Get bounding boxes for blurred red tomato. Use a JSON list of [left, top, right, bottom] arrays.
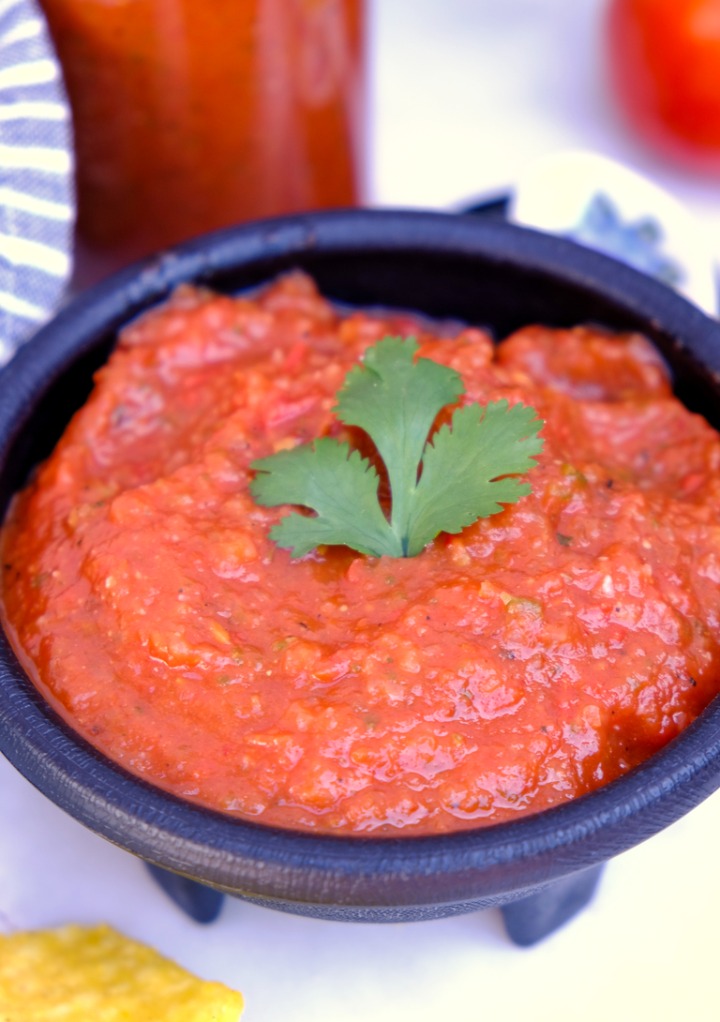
[[606, 0, 720, 165]]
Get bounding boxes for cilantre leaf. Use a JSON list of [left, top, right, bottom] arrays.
[[407, 400, 543, 554], [251, 439, 398, 558], [250, 337, 544, 558]]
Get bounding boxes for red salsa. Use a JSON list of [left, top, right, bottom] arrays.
[[3, 273, 720, 834]]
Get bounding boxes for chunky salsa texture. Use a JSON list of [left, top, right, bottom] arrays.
[[3, 273, 720, 835]]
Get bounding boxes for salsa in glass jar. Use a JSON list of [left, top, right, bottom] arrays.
[[40, 0, 366, 288]]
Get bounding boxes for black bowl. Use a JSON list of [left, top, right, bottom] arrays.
[[2, 209, 720, 936]]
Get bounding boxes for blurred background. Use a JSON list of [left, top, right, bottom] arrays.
[[3, 1, 720, 1019], [372, 0, 720, 225]]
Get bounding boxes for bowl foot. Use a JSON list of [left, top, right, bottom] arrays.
[[500, 864, 605, 946], [145, 863, 225, 923]]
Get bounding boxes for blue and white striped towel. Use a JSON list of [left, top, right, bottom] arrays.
[[0, 0, 73, 365]]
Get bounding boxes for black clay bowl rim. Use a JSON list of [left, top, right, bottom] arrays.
[[2, 207, 720, 911]]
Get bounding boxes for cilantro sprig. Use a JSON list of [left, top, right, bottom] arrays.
[[250, 337, 544, 558]]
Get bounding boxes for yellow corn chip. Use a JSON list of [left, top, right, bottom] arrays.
[[0, 923, 243, 1022]]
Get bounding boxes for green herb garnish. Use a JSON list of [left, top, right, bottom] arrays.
[[250, 337, 544, 558]]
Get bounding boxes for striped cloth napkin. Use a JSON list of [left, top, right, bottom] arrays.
[[0, 0, 73, 365]]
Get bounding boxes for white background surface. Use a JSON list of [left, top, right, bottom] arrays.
[[4, 1, 720, 1018]]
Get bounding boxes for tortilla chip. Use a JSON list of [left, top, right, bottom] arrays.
[[0, 923, 243, 1021]]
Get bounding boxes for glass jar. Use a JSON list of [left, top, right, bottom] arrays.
[[40, 0, 366, 289]]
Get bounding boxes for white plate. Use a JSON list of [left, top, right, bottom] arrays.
[[509, 150, 718, 316]]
